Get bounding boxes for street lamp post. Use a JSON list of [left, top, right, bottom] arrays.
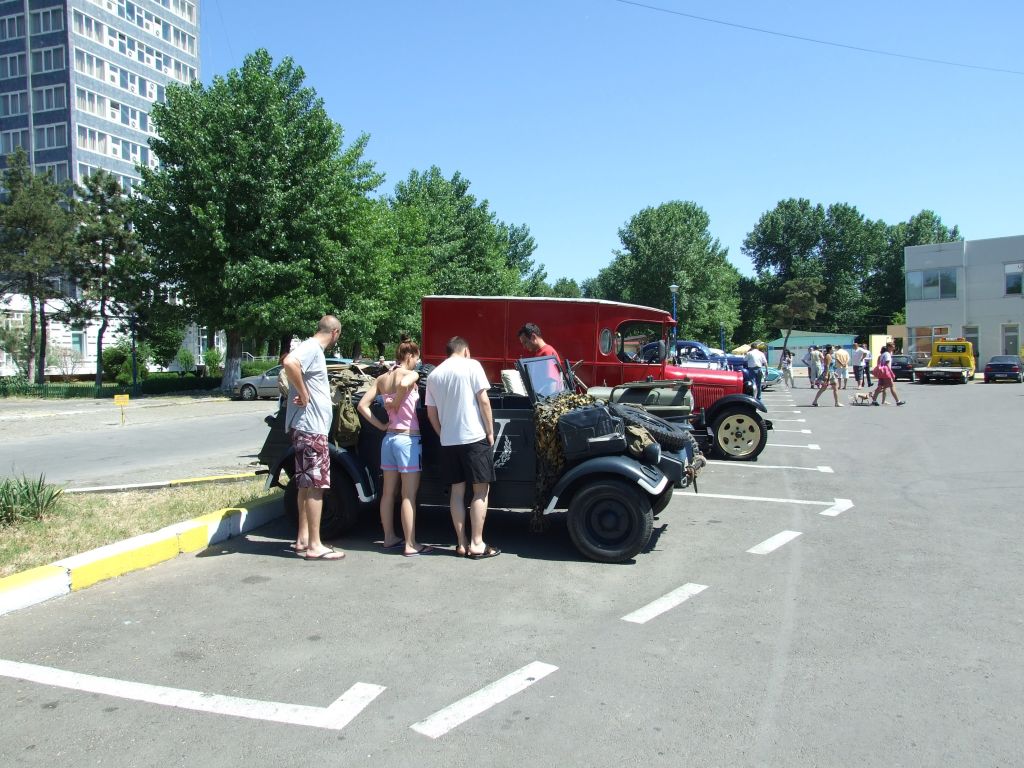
[[669, 284, 679, 342]]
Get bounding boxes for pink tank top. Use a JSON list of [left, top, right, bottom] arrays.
[[385, 387, 420, 432]]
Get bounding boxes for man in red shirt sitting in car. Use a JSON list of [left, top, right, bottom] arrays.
[[517, 323, 560, 362]]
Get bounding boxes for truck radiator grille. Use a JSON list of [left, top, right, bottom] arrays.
[[692, 385, 726, 412]]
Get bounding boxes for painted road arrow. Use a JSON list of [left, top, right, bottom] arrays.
[[673, 491, 854, 516]]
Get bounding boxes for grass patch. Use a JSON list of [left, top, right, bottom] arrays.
[[0, 478, 280, 578]]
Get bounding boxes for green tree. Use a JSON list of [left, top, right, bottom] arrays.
[[134, 49, 382, 389], [0, 150, 76, 382], [588, 201, 740, 342], [770, 278, 827, 352], [550, 277, 582, 298], [58, 170, 144, 385]]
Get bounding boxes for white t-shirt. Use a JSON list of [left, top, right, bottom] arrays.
[[851, 346, 867, 366], [425, 356, 490, 446], [745, 348, 767, 368], [285, 337, 332, 436]]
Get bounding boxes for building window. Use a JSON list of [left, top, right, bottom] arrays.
[[34, 123, 67, 150], [71, 331, 86, 357], [1, 129, 29, 155], [1006, 263, 1024, 296], [38, 162, 68, 183], [906, 268, 957, 301], [0, 15, 26, 41], [0, 53, 26, 80], [33, 85, 66, 112], [77, 125, 108, 154], [0, 91, 29, 117], [30, 8, 65, 35], [77, 162, 99, 181], [32, 46, 65, 74]]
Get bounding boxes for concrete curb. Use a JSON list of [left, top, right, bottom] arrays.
[[0, 500, 285, 617], [64, 470, 265, 495]]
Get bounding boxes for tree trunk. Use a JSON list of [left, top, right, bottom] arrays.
[[351, 340, 362, 360], [278, 333, 292, 357], [37, 300, 48, 383], [375, 340, 386, 359], [222, 329, 243, 391], [94, 299, 109, 387], [26, 291, 37, 384]]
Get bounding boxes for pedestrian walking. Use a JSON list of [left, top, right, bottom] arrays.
[[283, 315, 345, 561], [779, 348, 794, 388], [811, 344, 843, 407], [425, 337, 500, 559], [863, 344, 873, 388], [851, 342, 868, 388], [833, 345, 851, 390], [745, 344, 768, 400], [870, 342, 905, 406]]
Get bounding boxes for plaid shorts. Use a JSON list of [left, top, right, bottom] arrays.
[[291, 430, 330, 489]]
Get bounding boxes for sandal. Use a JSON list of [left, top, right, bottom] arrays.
[[304, 547, 345, 561], [467, 546, 501, 560]]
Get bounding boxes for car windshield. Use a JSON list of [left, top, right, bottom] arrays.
[[990, 356, 1019, 363], [893, 356, 911, 363], [519, 355, 567, 400]]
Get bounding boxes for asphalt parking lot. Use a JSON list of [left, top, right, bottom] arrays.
[[1, 379, 1022, 767]]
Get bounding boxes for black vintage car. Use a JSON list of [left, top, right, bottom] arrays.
[[983, 355, 1023, 383], [263, 356, 703, 563]]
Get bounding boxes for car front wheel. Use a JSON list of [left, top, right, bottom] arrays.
[[711, 408, 767, 461], [239, 384, 258, 401], [567, 479, 654, 563]]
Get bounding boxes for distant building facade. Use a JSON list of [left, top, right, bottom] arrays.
[[905, 235, 1024, 363], [0, 0, 201, 377]]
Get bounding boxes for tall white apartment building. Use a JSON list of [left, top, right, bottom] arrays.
[[0, 0, 200, 376]]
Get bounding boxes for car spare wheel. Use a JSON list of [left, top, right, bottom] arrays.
[[283, 468, 361, 539], [607, 403, 689, 451], [711, 407, 767, 461], [567, 479, 654, 563]]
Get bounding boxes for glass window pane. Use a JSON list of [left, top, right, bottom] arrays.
[[939, 269, 957, 299], [1006, 263, 1023, 295], [906, 271, 923, 301]]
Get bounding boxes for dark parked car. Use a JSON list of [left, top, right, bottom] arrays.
[[890, 354, 916, 382], [983, 355, 1023, 383], [264, 356, 704, 563]]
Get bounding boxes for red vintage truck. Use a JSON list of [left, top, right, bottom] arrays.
[[421, 296, 771, 459]]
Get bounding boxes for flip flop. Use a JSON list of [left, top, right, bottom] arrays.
[[467, 546, 501, 560], [403, 545, 435, 557], [381, 540, 405, 550], [305, 548, 345, 561]]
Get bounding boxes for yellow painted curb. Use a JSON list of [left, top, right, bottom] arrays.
[[55, 531, 182, 591]]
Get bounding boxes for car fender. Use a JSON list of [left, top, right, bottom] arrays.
[[269, 445, 377, 503], [703, 394, 769, 424], [543, 455, 668, 514]]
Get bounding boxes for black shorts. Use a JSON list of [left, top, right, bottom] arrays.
[[440, 440, 496, 486]]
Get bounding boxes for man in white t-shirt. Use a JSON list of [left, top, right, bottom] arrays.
[[851, 342, 868, 388], [283, 315, 344, 561], [745, 345, 768, 400], [426, 337, 500, 559]]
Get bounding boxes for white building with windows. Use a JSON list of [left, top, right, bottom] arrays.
[[905, 235, 1024, 363], [0, 0, 200, 378]]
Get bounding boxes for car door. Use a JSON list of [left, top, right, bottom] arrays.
[[258, 365, 282, 398]]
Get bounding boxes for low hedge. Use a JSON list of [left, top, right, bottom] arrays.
[[0, 374, 224, 398]]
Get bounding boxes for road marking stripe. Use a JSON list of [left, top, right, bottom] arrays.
[[674, 492, 852, 515], [747, 530, 802, 555], [621, 583, 707, 624], [706, 462, 833, 473], [770, 418, 806, 422], [771, 428, 812, 434], [0, 659, 384, 730], [767, 443, 820, 450], [410, 662, 557, 739]]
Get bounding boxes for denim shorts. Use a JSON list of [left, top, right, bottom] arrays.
[[381, 433, 421, 473]]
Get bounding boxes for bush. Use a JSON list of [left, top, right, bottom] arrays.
[[0, 475, 63, 526], [175, 348, 196, 377], [204, 347, 223, 376], [138, 374, 222, 395], [241, 360, 272, 378], [101, 339, 153, 387]]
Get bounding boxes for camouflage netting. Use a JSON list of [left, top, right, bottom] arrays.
[[530, 391, 597, 528], [329, 366, 377, 447]]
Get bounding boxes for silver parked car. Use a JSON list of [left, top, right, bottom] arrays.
[[233, 358, 352, 400]]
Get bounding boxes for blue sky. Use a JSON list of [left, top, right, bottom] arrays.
[[199, 0, 1023, 289]]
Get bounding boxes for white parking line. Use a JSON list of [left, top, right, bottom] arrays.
[[410, 662, 558, 739], [772, 428, 812, 434], [674, 491, 852, 516], [621, 583, 708, 624], [747, 530, 802, 555], [767, 443, 820, 450], [0, 659, 385, 731], [706, 462, 834, 473], [770, 418, 806, 423]]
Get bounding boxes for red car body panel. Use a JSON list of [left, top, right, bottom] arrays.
[[421, 295, 744, 409]]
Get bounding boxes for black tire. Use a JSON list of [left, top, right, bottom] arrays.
[[607, 403, 689, 451], [282, 467, 361, 539], [240, 384, 258, 401], [712, 407, 768, 461], [567, 479, 654, 563]]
